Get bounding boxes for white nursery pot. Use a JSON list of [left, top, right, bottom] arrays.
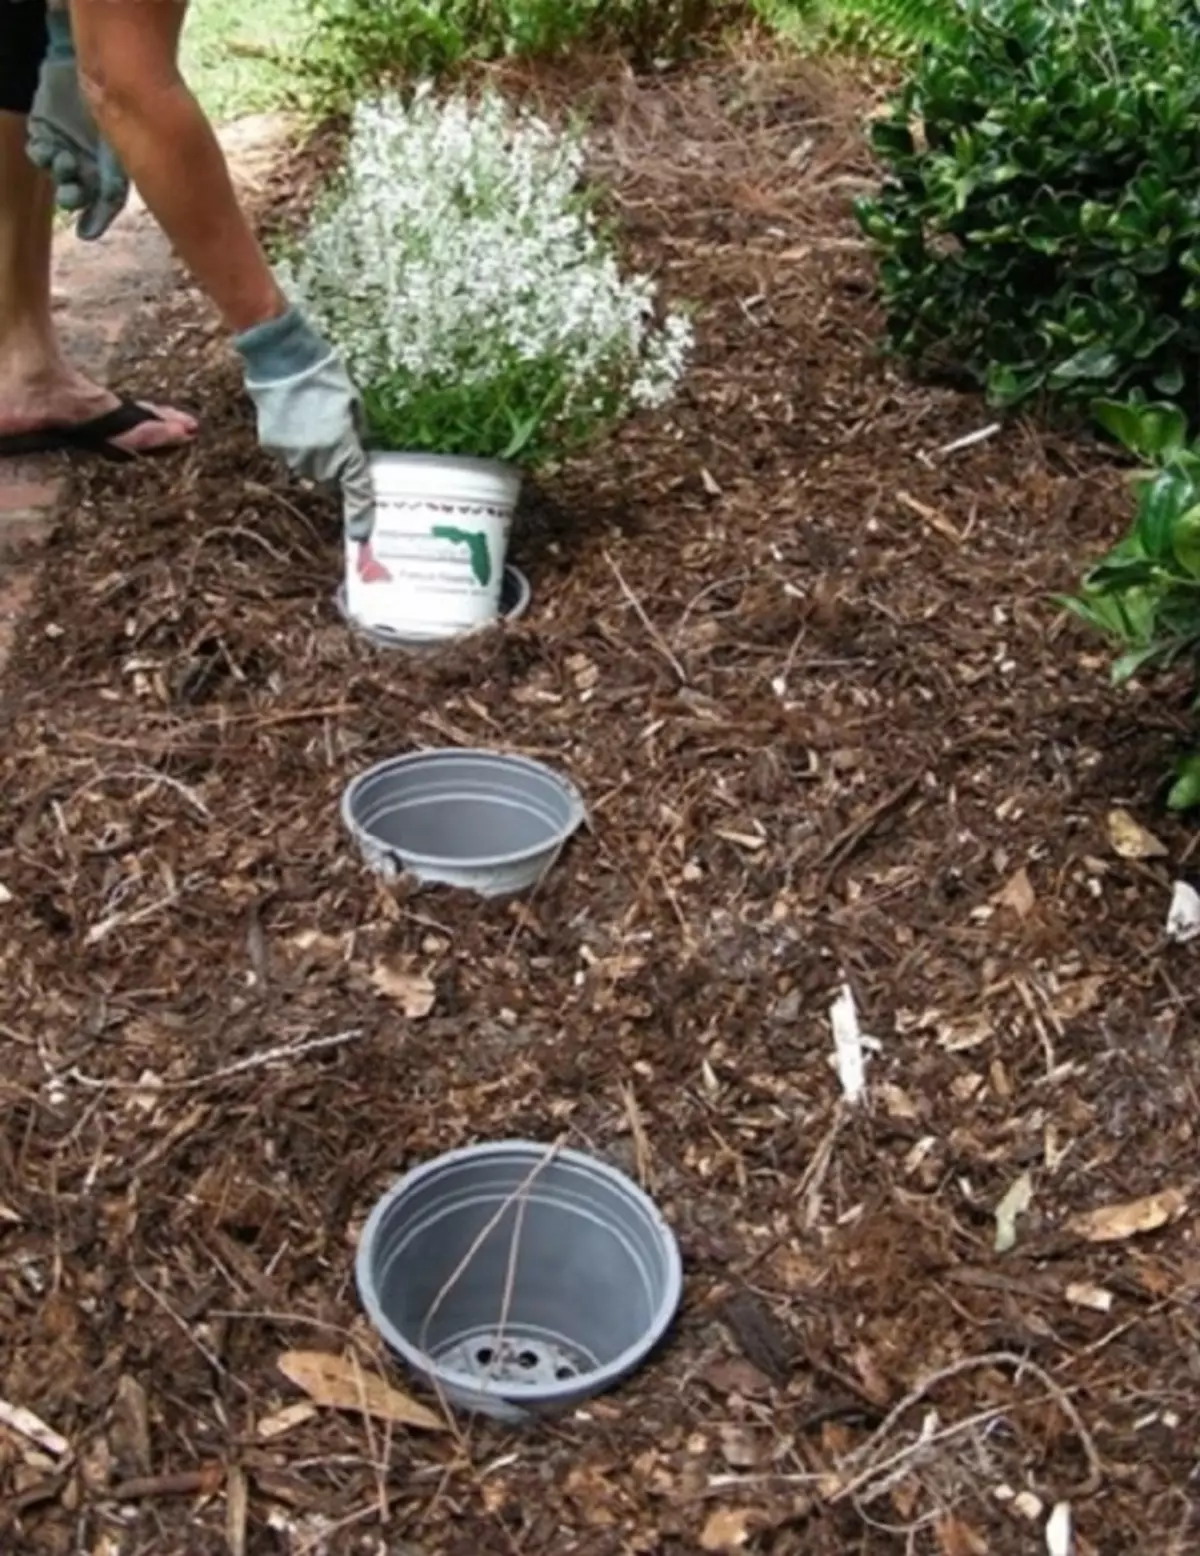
[[345, 453, 521, 640]]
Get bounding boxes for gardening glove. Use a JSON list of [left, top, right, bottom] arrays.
[[233, 306, 376, 544], [26, 10, 130, 243]]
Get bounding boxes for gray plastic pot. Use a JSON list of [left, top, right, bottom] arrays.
[[355, 1142, 683, 1425], [334, 563, 531, 652], [341, 748, 586, 898]]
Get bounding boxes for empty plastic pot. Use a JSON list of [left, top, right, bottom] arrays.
[[341, 748, 586, 897], [334, 564, 531, 653], [355, 1141, 684, 1424]]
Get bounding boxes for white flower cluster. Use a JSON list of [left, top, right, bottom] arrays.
[[278, 84, 693, 461]]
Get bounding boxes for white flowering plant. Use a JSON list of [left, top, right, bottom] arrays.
[[277, 85, 693, 467]]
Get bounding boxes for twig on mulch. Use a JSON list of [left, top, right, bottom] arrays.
[[111, 1466, 225, 1501], [604, 548, 688, 684], [813, 775, 921, 885], [829, 1351, 1104, 1505], [0, 1400, 69, 1459], [66, 1028, 365, 1093], [705, 1350, 1102, 1514]]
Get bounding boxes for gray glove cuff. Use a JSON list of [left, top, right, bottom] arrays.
[[234, 307, 330, 383]]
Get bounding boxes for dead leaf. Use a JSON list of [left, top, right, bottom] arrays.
[[1050, 975, 1105, 1023], [936, 1512, 990, 1555], [1066, 1189, 1187, 1243], [369, 960, 436, 1019], [1064, 1281, 1113, 1313], [564, 1466, 619, 1527], [565, 651, 599, 693], [256, 1400, 318, 1440], [994, 867, 1035, 918], [718, 1424, 760, 1469], [850, 1343, 892, 1408], [994, 1170, 1034, 1254], [701, 1358, 774, 1397], [1106, 808, 1167, 860], [938, 1015, 993, 1052], [700, 1507, 756, 1552], [290, 928, 346, 959], [879, 1082, 920, 1121], [276, 1351, 445, 1432]]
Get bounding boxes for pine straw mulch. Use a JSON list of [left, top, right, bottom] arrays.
[[2, 53, 1200, 1556]]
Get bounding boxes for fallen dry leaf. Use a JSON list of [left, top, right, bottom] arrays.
[[718, 1423, 761, 1469], [701, 1358, 774, 1397], [994, 1170, 1034, 1254], [994, 866, 1035, 918], [936, 1512, 990, 1555], [369, 960, 436, 1019], [1064, 1280, 1113, 1313], [850, 1343, 892, 1408], [256, 1400, 319, 1440], [1050, 975, 1105, 1023], [1106, 808, 1167, 860], [1066, 1188, 1187, 1244], [277, 1351, 445, 1431], [700, 1507, 756, 1552], [878, 1082, 920, 1120]]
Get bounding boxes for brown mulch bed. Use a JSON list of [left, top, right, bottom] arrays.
[[3, 55, 1199, 1556]]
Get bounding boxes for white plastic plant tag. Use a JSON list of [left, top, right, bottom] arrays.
[[1166, 880, 1200, 943], [1045, 1500, 1072, 1556], [830, 983, 867, 1105]]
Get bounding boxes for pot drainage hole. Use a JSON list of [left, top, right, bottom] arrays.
[[438, 1333, 593, 1386]]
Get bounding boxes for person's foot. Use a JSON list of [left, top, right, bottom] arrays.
[[0, 363, 197, 456]]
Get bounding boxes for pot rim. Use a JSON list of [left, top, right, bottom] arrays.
[[341, 747, 587, 874], [354, 1139, 683, 1404]]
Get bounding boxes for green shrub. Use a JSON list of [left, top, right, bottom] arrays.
[[856, 0, 1200, 415], [1062, 398, 1200, 808], [759, 0, 961, 57], [301, 0, 741, 106]]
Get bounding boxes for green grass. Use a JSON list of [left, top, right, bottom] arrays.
[[180, 0, 313, 122]]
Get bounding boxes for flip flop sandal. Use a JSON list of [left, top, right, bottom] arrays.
[[0, 397, 189, 464]]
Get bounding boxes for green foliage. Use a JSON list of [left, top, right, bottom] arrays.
[[300, 0, 741, 107], [761, 0, 961, 57], [1063, 399, 1200, 808], [856, 0, 1200, 415]]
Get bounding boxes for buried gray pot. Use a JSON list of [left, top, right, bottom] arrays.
[[354, 1141, 684, 1425], [341, 747, 586, 898], [334, 563, 531, 653]]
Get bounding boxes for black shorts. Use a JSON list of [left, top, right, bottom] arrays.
[[1, 1, 48, 116]]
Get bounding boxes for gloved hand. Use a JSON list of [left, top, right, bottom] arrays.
[[26, 10, 130, 243], [233, 306, 377, 544]]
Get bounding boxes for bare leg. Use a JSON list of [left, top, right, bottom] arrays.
[[0, 109, 196, 454]]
